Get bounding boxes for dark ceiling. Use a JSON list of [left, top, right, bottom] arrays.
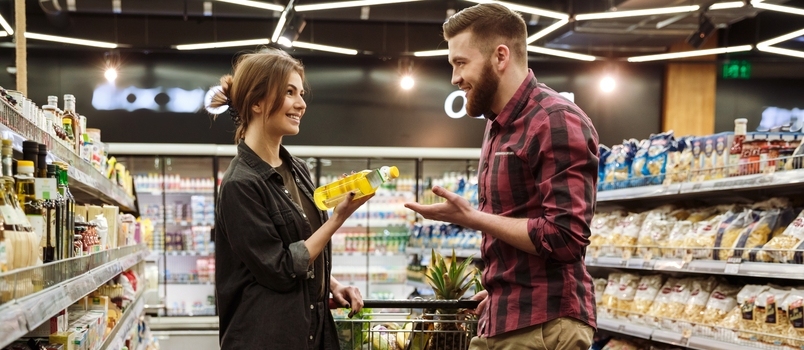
[[2, 0, 804, 62]]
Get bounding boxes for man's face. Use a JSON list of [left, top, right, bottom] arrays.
[[448, 31, 500, 118]]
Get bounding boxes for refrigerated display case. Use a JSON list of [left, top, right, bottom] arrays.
[[112, 144, 482, 319]]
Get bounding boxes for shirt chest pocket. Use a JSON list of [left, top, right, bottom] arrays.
[[268, 209, 301, 241], [491, 150, 531, 196]]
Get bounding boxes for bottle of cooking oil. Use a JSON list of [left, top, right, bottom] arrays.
[[313, 166, 399, 210]]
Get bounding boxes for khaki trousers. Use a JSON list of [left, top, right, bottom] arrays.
[[468, 317, 594, 350]]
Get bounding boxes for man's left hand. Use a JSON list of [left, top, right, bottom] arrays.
[[332, 282, 363, 318], [404, 186, 475, 228]]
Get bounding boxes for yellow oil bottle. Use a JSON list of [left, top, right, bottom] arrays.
[[313, 166, 399, 210]]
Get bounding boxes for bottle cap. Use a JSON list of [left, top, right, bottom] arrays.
[[17, 160, 35, 174], [63, 118, 72, 125], [735, 118, 747, 124]]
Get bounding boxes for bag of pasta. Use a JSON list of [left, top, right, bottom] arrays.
[[603, 141, 636, 190], [716, 306, 743, 343], [628, 274, 665, 325], [630, 139, 650, 188], [754, 288, 791, 345], [682, 277, 719, 323], [657, 278, 695, 331], [713, 210, 752, 261], [645, 278, 679, 328], [701, 283, 741, 326], [686, 213, 731, 260], [598, 145, 611, 192], [784, 289, 804, 349], [644, 132, 673, 185], [762, 208, 804, 263], [666, 136, 694, 184], [602, 273, 624, 310], [753, 208, 797, 262], [607, 212, 645, 257], [686, 206, 719, 223], [590, 212, 623, 257], [638, 216, 675, 259], [736, 285, 770, 340], [738, 209, 780, 260], [614, 273, 641, 318], [594, 278, 609, 306], [663, 220, 693, 258]]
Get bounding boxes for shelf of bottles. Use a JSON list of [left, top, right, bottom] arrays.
[[0, 244, 147, 348], [0, 90, 135, 212]]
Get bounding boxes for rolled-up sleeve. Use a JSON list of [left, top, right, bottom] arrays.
[[527, 109, 598, 263], [219, 179, 310, 292]]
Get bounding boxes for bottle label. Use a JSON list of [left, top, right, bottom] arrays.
[[0, 205, 16, 226]]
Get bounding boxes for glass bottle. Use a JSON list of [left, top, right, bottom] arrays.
[[56, 162, 75, 259], [63, 118, 75, 146], [16, 160, 44, 265], [63, 95, 79, 151]]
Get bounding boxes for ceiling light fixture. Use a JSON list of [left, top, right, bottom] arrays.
[[527, 46, 596, 61], [627, 45, 753, 62], [413, 49, 449, 57], [575, 5, 700, 21], [709, 2, 746, 10], [25, 32, 118, 48], [757, 28, 804, 48], [400, 75, 414, 90], [526, 18, 569, 43], [271, 8, 293, 43], [216, 0, 283, 11], [0, 31, 8, 37], [0, 14, 13, 35], [292, 41, 359, 55], [600, 76, 616, 93], [757, 45, 804, 59], [174, 38, 270, 50], [752, 2, 804, 16], [464, 0, 569, 19], [296, 0, 423, 12]]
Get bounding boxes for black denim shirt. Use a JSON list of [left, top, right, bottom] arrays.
[[215, 142, 338, 349]]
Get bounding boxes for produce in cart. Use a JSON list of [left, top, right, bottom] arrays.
[[423, 249, 476, 350]]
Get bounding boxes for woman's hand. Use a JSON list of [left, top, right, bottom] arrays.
[[331, 280, 364, 318], [331, 192, 374, 225]]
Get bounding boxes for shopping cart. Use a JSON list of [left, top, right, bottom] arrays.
[[332, 299, 480, 350]]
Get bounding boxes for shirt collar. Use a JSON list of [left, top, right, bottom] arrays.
[[487, 69, 538, 127], [237, 141, 294, 181]]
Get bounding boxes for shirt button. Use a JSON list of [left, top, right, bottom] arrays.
[[310, 335, 314, 340], [302, 213, 307, 218], [310, 304, 315, 310], [291, 273, 296, 278]]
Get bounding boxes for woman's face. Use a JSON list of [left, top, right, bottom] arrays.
[[265, 71, 306, 137]]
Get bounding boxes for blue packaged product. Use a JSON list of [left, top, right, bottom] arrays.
[[598, 145, 611, 191], [644, 132, 674, 185], [630, 139, 650, 187]]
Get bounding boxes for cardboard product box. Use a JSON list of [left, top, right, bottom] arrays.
[[72, 329, 88, 350], [49, 330, 77, 350]]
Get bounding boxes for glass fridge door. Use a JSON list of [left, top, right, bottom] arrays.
[[161, 156, 216, 316]]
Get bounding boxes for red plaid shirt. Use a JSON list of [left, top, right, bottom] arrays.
[[477, 70, 598, 337]]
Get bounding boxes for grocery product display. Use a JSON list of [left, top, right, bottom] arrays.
[[0, 88, 152, 349]]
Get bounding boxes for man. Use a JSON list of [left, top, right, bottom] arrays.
[[404, 3, 599, 350]]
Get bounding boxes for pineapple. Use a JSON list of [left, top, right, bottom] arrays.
[[424, 249, 476, 350]]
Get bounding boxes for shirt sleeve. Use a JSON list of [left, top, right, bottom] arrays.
[[526, 108, 599, 263], [219, 178, 310, 292]]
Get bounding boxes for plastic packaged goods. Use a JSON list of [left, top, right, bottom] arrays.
[[598, 145, 611, 191], [760, 208, 804, 263], [715, 209, 762, 261], [594, 278, 609, 306], [631, 275, 665, 317], [737, 285, 770, 340], [663, 220, 693, 259], [638, 216, 674, 259], [690, 137, 705, 181], [602, 272, 624, 310], [681, 277, 718, 323], [701, 283, 741, 326], [614, 273, 641, 316], [645, 132, 673, 185], [686, 213, 728, 259], [607, 212, 645, 257], [589, 211, 624, 256], [313, 166, 399, 210], [645, 278, 680, 327], [785, 289, 804, 348], [630, 139, 650, 187], [603, 140, 636, 190], [754, 288, 791, 344], [665, 137, 693, 184]]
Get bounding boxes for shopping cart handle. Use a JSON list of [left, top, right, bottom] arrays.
[[360, 299, 481, 309]]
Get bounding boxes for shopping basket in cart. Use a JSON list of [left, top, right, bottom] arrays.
[[332, 299, 480, 350]]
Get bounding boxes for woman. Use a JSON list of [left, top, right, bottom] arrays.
[[209, 48, 370, 349]]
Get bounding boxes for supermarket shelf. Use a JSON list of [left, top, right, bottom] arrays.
[[597, 169, 804, 205], [597, 183, 682, 203], [164, 251, 214, 257], [406, 247, 480, 258], [0, 102, 136, 213], [333, 252, 407, 257], [165, 281, 214, 285], [100, 290, 145, 350], [406, 279, 433, 291], [599, 317, 761, 350], [0, 244, 148, 349], [585, 256, 804, 281], [138, 190, 214, 196]]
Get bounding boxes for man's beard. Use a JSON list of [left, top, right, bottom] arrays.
[[466, 62, 500, 118]]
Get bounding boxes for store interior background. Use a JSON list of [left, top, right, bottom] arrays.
[[0, 0, 803, 349]]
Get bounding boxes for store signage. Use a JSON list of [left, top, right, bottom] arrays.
[[444, 90, 575, 119], [91, 83, 207, 113], [722, 60, 751, 79]]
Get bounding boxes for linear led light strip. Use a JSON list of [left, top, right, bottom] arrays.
[[527, 46, 596, 61], [216, 0, 284, 11], [464, 0, 568, 19], [296, 0, 424, 12], [292, 41, 358, 55], [174, 38, 271, 50], [752, 1, 804, 16], [0, 13, 13, 35], [627, 45, 753, 62], [756, 28, 804, 59], [575, 5, 700, 20], [25, 32, 118, 48]]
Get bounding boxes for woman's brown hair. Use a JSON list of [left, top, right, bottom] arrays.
[[208, 48, 306, 142]]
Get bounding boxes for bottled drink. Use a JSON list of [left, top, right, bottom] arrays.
[[55, 162, 76, 258], [730, 118, 747, 177], [63, 118, 75, 146], [45, 164, 61, 262], [63, 94, 79, 150], [16, 160, 44, 264], [313, 166, 399, 210]]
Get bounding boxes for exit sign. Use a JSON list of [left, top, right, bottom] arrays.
[[722, 60, 751, 79]]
